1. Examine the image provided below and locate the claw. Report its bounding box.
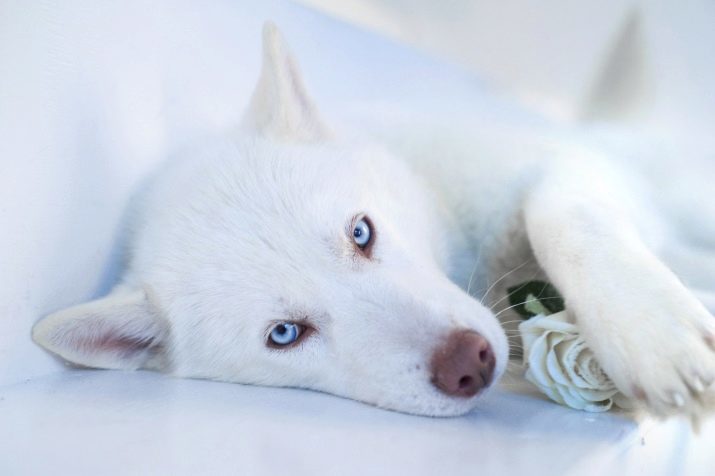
[692,377,706,394]
[672,392,686,408]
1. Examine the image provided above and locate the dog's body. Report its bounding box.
[33,25,715,419]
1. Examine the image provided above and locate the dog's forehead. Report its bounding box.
[137,137,439,313]
[250,145,368,208]
[165,140,373,267]
[219,140,435,261]
[224,142,377,239]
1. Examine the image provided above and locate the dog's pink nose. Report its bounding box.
[430,330,495,398]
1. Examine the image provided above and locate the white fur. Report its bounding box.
[33,23,715,419]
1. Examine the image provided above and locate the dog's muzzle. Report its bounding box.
[430,330,496,398]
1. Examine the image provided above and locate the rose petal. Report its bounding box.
[520,311,577,336]
[574,386,617,402]
[581,399,613,413]
[564,384,615,412]
[546,336,573,386]
[520,312,575,365]
[527,333,554,388]
[576,353,612,390]
[519,321,542,358]
[559,339,593,388]
[554,383,589,410]
[555,338,591,389]
[526,371,565,405]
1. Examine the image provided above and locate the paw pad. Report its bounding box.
[691,377,706,393]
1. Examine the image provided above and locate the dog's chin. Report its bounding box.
[300,358,505,418]
[361,361,506,417]
[372,395,484,418]
[352,386,494,418]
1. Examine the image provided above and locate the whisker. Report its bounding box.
[493,297,565,319]
[479,258,534,306]
[466,241,487,296]
[498,318,532,325]
[498,377,525,386]
[487,268,542,310]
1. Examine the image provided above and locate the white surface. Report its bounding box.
[1,371,713,476]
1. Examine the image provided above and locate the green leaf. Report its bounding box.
[506,280,565,319]
[523,293,552,316]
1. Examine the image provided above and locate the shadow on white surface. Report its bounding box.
[1,371,711,475]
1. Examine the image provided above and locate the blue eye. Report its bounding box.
[352,216,372,249]
[268,322,302,347]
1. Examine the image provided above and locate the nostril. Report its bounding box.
[430,329,496,398]
[458,375,473,389]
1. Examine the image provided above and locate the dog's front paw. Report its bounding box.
[581,283,715,418]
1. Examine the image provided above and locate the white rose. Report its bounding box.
[519,310,633,412]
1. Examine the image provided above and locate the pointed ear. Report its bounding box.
[242,22,330,142]
[32,289,169,370]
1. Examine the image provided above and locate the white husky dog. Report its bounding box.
[33,24,715,419]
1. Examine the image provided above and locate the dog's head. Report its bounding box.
[32,24,508,416]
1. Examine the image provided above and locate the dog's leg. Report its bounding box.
[523,160,715,417]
